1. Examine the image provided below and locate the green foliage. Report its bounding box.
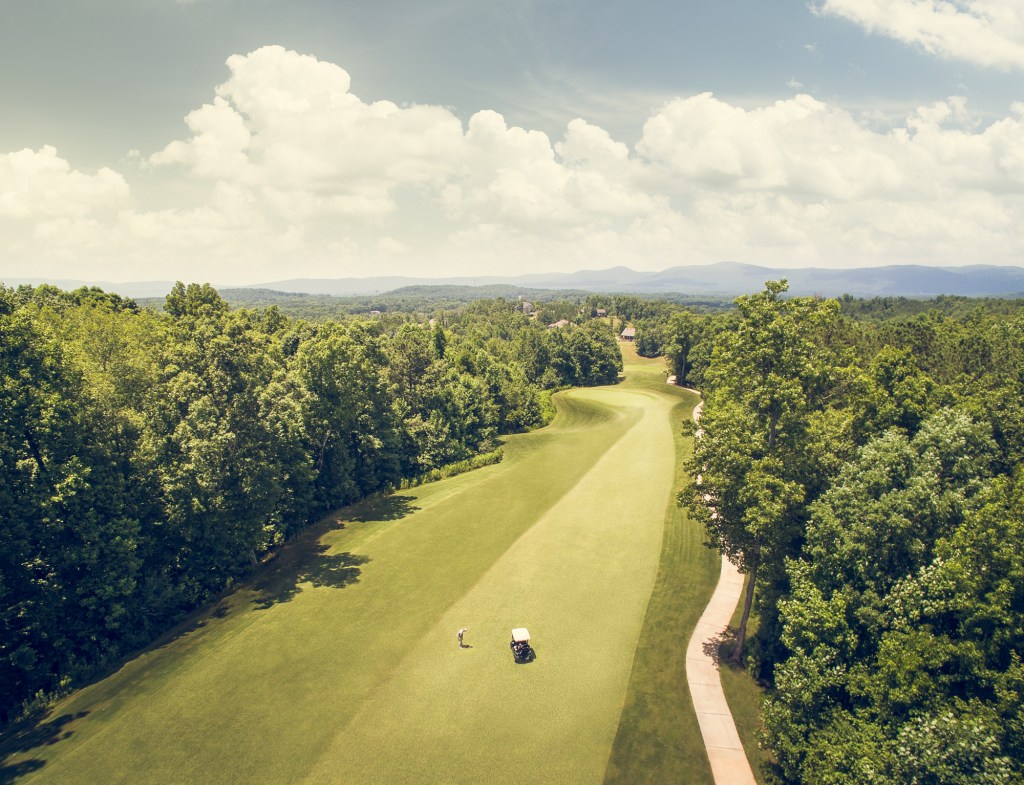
[661,310,705,384]
[0,293,147,714]
[765,414,1023,783]
[535,299,583,325]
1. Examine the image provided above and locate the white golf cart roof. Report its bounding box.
[511,628,530,642]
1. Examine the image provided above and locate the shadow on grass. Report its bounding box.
[0,759,44,784]
[252,543,369,609]
[245,494,427,609]
[0,710,89,784]
[347,494,419,522]
[0,492,414,771]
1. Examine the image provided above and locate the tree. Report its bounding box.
[149,292,304,599]
[293,324,400,509]
[683,281,849,664]
[662,310,703,385]
[853,345,937,440]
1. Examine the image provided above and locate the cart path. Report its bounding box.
[685,399,758,785]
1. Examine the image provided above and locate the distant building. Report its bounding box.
[548,319,571,329]
[595,308,607,317]
[620,326,636,341]
[521,301,535,315]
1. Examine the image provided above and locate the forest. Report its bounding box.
[671,283,1024,783]
[0,281,621,722]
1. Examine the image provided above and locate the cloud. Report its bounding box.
[148,45,465,219]
[635,91,1024,262]
[0,146,131,267]
[814,0,1024,69]
[637,93,911,199]
[0,145,129,219]
[4,45,1024,282]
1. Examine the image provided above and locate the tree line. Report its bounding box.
[676,282,1024,783]
[0,282,621,721]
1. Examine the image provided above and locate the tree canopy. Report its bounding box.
[682,281,1024,781]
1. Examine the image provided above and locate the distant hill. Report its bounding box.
[5,263,1024,300]
[251,263,1024,298]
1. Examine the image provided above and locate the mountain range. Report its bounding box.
[5,262,1024,299]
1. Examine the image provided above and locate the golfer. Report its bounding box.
[457,627,468,647]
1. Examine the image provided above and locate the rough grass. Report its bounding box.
[1,346,698,785]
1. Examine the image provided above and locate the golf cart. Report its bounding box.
[510,628,535,663]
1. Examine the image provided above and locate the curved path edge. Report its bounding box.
[683,396,758,785]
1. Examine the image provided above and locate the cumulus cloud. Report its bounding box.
[0,145,129,219]
[144,47,666,273]
[5,45,1024,281]
[149,45,465,219]
[814,0,1024,69]
[635,91,1024,262]
[638,92,913,199]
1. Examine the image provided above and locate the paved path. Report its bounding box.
[685,399,758,785]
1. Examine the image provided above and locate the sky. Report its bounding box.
[3,0,1024,285]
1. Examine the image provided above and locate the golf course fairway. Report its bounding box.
[1,348,716,785]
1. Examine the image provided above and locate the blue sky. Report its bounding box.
[3,0,1024,284]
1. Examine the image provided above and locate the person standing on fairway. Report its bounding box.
[457,627,468,648]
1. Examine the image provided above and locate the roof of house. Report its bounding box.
[620,326,636,337]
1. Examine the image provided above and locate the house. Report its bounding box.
[620,326,636,341]
[521,301,535,315]
[548,319,571,329]
[595,308,607,317]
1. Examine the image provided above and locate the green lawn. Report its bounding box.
[1,345,718,785]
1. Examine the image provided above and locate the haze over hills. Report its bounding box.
[235,263,1024,298]
[4,263,1024,299]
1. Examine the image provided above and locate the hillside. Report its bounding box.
[6,262,1024,300]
